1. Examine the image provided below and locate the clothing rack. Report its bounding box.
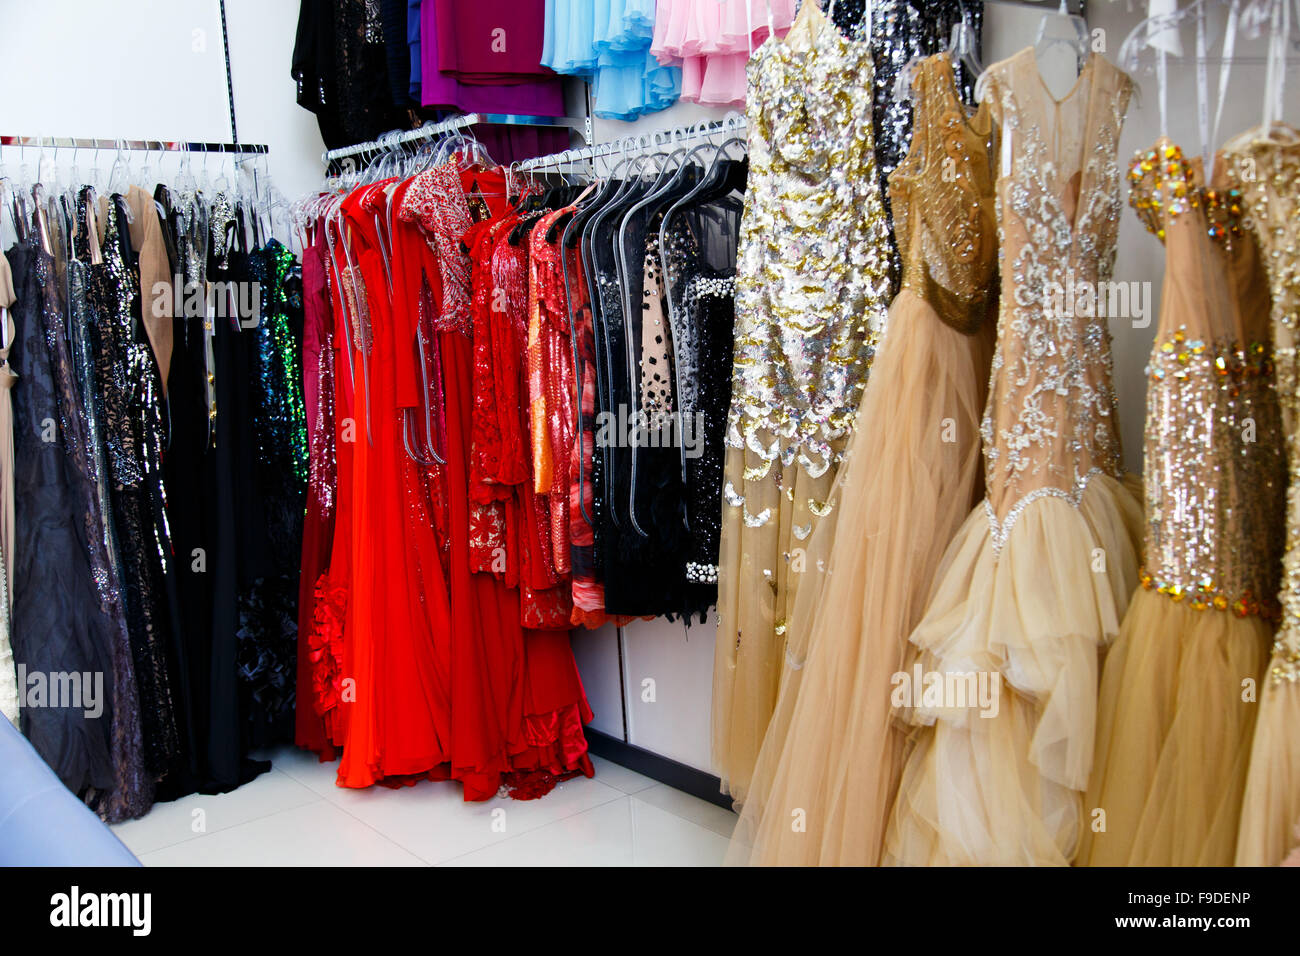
[321,112,591,166]
[518,113,748,174]
[0,136,268,154]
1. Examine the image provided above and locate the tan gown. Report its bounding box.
[1080,140,1283,866]
[711,0,893,802]
[884,48,1144,866]
[1225,125,1300,867]
[725,53,998,866]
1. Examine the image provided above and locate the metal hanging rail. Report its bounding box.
[322,112,589,165]
[517,113,747,173]
[0,136,268,154]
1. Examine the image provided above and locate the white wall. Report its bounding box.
[0,0,323,222]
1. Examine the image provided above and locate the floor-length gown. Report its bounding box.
[1225,126,1300,866]
[711,0,892,803]
[726,53,998,866]
[0,249,19,726]
[335,180,453,787]
[84,193,182,780]
[294,228,338,758]
[1080,140,1284,866]
[883,48,1143,866]
[9,213,118,802]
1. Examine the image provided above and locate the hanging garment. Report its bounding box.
[239,239,308,748]
[711,0,892,803]
[542,0,681,120]
[433,0,554,84]
[726,53,998,866]
[294,228,340,758]
[84,193,182,781]
[832,0,982,294]
[1079,139,1283,866]
[1226,126,1300,867]
[0,250,18,726]
[293,0,408,150]
[883,48,1142,867]
[421,2,566,114]
[651,0,796,107]
[9,220,121,806]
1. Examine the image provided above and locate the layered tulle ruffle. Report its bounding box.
[884,472,1143,866]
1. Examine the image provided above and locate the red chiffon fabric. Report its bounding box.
[297,162,595,800]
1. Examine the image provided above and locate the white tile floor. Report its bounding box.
[109,747,736,866]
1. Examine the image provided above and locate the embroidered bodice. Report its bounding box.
[978,48,1133,550]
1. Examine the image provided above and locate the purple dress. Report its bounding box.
[434,0,553,83]
[420,1,564,114]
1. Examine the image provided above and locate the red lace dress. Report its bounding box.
[420,163,593,798]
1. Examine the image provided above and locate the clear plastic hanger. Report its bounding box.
[1034,0,1090,76]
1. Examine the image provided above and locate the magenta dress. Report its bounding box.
[420,1,564,114]
[434,0,554,84]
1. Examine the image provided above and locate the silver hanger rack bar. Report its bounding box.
[322,112,589,165]
[0,136,268,153]
[518,114,748,173]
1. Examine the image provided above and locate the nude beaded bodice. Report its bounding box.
[978,49,1134,551]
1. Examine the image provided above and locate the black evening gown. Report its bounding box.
[84,193,181,780]
[8,228,118,802]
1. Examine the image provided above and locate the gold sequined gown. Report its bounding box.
[724,53,997,866]
[1079,140,1283,867]
[711,0,893,802]
[882,49,1145,866]
[1225,125,1300,867]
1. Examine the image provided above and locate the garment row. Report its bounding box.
[714,0,1300,868]
[292,0,978,175]
[0,183,302,821]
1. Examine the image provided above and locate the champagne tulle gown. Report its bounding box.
[1079,141,1284,866]
[883,49,1144,866]
[725,53,998,867]
[1224,125,1300,866]
[711,0,892,802]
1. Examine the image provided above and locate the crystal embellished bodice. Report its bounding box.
[888,53,997,334]
[1223,127,1300,681]
[727,1,892,480]
[978,49,1133,549]
[1130,138,1285,621]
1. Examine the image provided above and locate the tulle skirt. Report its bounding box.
[1079,588,1269,865]
[725,290,994,866]
[1236,647,1300,865]
[712,437,840,803]
[883,471,1143,866]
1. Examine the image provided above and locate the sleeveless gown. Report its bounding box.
[1080,139,1284,866]
[884,48,1144,866]
[1225,126,1300,866]
[725,53,998,866]
[711,0,892,803]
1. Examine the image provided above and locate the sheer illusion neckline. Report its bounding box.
[1022,46,1097,107]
